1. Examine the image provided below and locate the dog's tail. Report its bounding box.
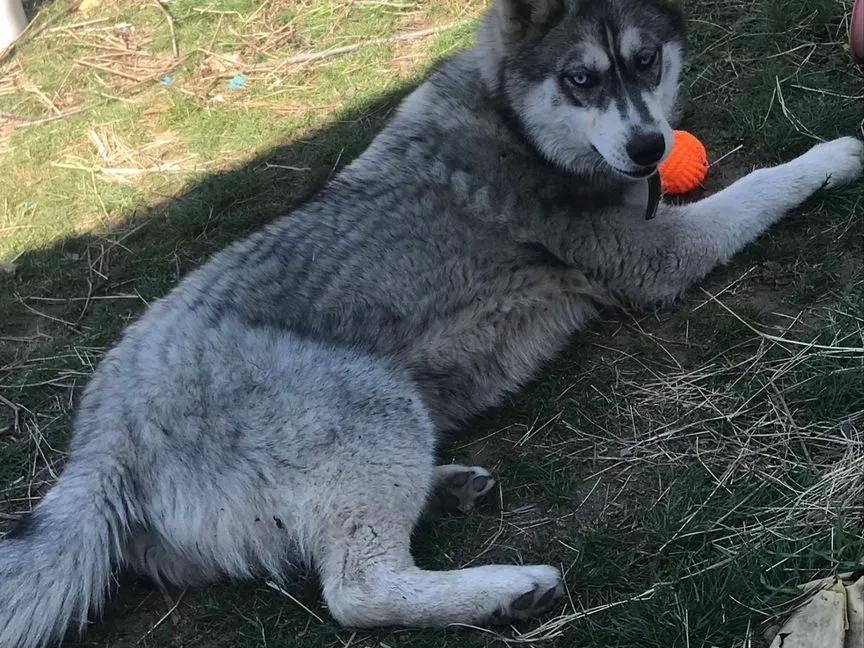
[0,459,131,648]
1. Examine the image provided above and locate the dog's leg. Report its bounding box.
[580,137,864,306]
[318,532,561,628]
[313,458,560,628]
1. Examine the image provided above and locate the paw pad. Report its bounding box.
[492,583,562,622]
[431,465,496,515]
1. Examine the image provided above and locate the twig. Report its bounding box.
[0,335,50,342]
[0,394,20,434]
[16,299,82,330]
[52,162,206,175]
[151,0,179,59]
[27,295,141,302]
[700,289,864,353]
[265,581,325,624]
[0,107,86,128]
[355,0,420,7]
[264,163,311,171]
[790,84,864,101]
[74,59,151,82]
[261,21,468,72]
[690,266,756,312]
[326,147,344,184]
[26,85,61,116]
[46,17,111,32]
[140,588,187,639]
[773,76,822,142]
[709,143,744,169]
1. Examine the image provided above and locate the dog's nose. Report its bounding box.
[626,132,666,167]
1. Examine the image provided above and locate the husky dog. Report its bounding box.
[1,0,862,645]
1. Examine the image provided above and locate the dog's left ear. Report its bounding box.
[648,0,686,28]
[497,0,565,37]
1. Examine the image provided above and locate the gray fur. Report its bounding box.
[1,0,863,645]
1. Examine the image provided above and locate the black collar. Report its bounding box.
[645,172,661,220]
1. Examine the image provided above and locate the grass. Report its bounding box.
[1,0,863,646]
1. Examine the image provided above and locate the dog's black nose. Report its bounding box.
[626,132,666,167]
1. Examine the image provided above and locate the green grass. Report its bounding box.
[1,0,863,646]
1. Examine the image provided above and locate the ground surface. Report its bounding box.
[1,0,863,647]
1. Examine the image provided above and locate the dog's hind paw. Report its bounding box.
[489,566,564,623]
[431,464,496,515]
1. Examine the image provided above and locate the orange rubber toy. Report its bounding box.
[658,130,709,195]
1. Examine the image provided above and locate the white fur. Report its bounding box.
[683,136,864,244]
[520,77,602,172]
[518,38,684,175]
[657,42,684,119]
[580,42,611,72]
[618,27,644,59]
[584,137,864,306]
[324,564,562,627]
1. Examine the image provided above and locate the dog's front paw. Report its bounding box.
[798,136,864,189]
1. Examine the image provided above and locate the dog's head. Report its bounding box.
[479,0,686,178]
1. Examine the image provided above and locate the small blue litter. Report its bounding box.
[227,74,246,91]
[21,200,33,208]
[161,75,173,86]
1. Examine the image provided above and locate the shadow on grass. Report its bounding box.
[0,80,417,346]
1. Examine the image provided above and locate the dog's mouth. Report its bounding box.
[616,166,657,179]
[589,146,662,220]
[590,146,658,180]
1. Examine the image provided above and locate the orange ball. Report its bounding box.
[658,130,709,195]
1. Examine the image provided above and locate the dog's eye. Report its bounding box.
[635,49,659,70]
[566,70,597,89]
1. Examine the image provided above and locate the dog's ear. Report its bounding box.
[497,0,565,37]
[647,0,686,29]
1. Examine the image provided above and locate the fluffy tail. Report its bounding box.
[0,463,130,648]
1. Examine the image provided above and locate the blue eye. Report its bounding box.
[566,70,597,88]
